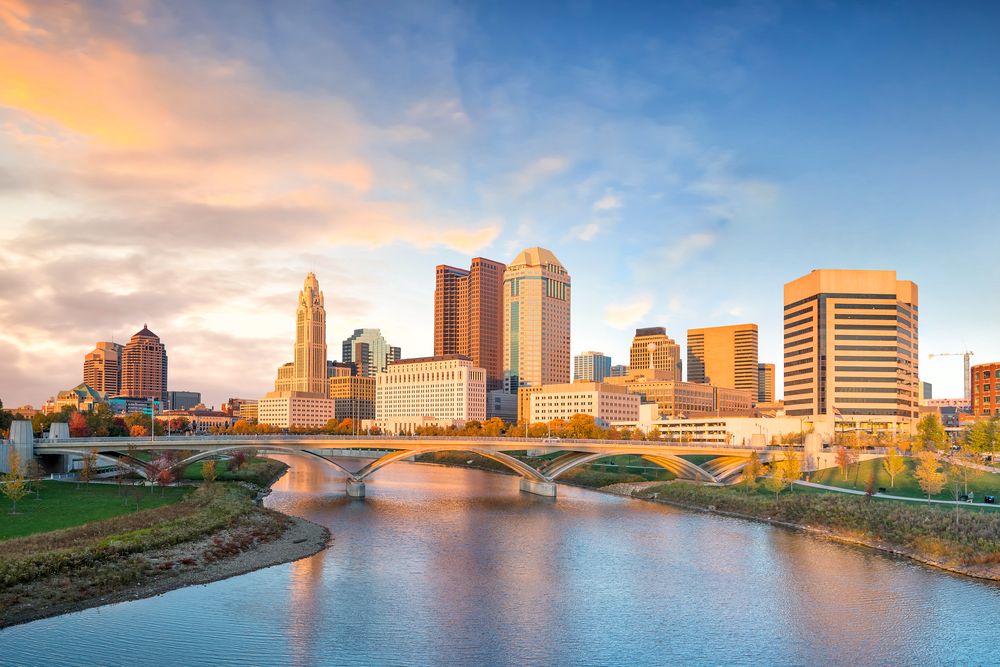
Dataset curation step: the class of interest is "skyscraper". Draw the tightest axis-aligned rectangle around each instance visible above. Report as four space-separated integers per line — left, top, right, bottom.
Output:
274 273 328 395
758 363 775 403
783 269 919 431
434 257 505 391
342 328 401 377
574 351 612 382
628 328 681 380
687 324 760 401
120 325 168 401
503 247 571 394
84 341 123 396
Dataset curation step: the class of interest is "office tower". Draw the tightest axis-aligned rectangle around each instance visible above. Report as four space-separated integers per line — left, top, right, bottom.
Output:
434 258 506 391
375 355 487 432
610 365 630 377
120 325 168 401
920 381 932 403
342 329 401 377
758 363 775 403
628 328 681 380
783 269 918 429
274 273 328 395
687 324 760 401
167 391 201 411
573 351 612 382
83 341 123 396
502 247 571 394
329 375 376 421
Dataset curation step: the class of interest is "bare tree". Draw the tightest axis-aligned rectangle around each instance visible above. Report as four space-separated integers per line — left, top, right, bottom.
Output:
79 448 98 492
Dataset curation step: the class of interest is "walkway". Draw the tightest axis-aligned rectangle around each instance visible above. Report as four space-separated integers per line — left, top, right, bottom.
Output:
795 480 999 508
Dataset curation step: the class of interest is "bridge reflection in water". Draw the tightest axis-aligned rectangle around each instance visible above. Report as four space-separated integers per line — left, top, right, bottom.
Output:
26 433 815 497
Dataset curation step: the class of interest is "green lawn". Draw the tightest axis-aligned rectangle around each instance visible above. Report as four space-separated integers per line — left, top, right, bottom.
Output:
0 481 193 541
806 456 1000 502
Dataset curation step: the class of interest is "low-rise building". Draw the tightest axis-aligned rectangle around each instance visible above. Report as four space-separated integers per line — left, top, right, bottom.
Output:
47 383 107 413
258 392 335 429
971 362 1000 418
375 354 486 433
602 368 753 418
529 382 640 425
329 375 376 422
487 390 517 423
158 409 235 433
238 402 259 422
609 414 827 445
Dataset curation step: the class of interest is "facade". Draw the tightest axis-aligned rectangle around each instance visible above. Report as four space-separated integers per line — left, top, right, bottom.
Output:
83 342 123 396
926 398 970 412
120 325 168 401
629 328 682 380
783 270 919 432
53 383 107 413
517 385 543 424
375 355 487 431
609 415 825 445
573 351 612 382
258 393 336 429
222 397 256 417
343 328 401 378
971 362 1000 417
487 390 518 423
603 368 753 418
919 381 933 405
610 365 630 377
434 258 506 391
758 363 775 404
529 382 640 425
158 409 234 433
328 361 355 378
167 391 201 411
687 324 759 402
238 402 259 422
329 375 376 421
274 273 328 394
107 396 163 415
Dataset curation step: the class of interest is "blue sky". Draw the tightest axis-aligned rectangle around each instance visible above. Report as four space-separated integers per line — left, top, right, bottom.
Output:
0 0 998 409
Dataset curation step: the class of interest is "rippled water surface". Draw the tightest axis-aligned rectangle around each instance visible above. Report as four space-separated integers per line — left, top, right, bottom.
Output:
4 457 1000 666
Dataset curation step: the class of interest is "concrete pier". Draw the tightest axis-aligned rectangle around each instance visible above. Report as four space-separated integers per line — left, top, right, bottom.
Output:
346 480 366 498
519 478 557 497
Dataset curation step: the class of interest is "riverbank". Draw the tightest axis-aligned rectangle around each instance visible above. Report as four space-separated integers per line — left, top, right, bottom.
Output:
0 482 330 629
636 482 1000 581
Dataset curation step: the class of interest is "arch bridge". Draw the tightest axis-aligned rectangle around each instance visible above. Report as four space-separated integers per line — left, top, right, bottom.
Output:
23 433 804 497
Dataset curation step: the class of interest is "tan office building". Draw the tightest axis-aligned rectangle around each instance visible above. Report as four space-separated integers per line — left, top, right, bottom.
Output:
274 273 328 395
84 342 123 397
120 325 168 401
529 382 640 425
375 354 487 432
329 375 376 421
503 247 571 393
758 363 775 403
687 324 759 401
435 257 506 392
259 393 335 429
629 327 681 380
783 269 919 431
604 368 752 418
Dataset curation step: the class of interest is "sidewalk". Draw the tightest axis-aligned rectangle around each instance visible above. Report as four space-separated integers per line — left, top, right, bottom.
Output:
795 480 996 508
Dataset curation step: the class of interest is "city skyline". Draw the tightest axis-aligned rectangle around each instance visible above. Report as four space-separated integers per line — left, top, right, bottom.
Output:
2 1 1000 410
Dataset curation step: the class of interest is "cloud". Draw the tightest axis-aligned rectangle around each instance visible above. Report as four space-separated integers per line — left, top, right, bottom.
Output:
604 298 653 330
506 156 571 193
662 232 716 267
593 192 623 210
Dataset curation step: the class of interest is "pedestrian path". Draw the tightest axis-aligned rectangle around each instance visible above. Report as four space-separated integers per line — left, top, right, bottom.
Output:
795 480 996 508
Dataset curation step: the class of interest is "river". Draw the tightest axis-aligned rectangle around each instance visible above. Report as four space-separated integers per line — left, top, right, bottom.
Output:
3 456 1000 666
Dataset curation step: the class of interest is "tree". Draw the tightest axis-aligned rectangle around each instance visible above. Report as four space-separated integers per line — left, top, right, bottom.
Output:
202 459 217 485
741 451 764 492
155 464 174 497
764 464 787 498
864 472 877 498
114 456 129 497
482 417 504 437
915 414 947 453
227 450 248 472
780 446 802 491
68 411 92 438
835 446 855 480
949 458 982 496
882 449 906 488
912 452 946 502
79 448 98 492
1 446 28 513
26 459 45 499
965 418 994 459
130 424 148 437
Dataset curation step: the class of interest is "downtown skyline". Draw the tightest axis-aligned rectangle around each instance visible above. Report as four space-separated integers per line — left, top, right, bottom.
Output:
2 1 1000 409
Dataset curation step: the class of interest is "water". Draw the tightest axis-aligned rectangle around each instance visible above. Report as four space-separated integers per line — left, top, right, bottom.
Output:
3 457 1000 666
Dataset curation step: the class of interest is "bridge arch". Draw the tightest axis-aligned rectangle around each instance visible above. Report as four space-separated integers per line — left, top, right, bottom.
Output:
540 450 720 483
353 447 550 482
175 446 359 479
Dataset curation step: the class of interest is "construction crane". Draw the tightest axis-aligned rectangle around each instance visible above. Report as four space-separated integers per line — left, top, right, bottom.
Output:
927 351 974 400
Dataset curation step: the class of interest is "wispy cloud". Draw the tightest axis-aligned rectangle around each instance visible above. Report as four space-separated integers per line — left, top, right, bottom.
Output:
604 298 653 330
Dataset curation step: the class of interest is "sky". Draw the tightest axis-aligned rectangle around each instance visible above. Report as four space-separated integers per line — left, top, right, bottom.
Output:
1 0 999 411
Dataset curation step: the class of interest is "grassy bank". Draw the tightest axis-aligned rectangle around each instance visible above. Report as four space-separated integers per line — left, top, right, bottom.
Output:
0 481 192 541
809 457 1000 502
644 482 1000 575
0 483 290 627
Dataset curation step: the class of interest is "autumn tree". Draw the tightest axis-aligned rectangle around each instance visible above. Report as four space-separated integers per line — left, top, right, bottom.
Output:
915 413 947 453
965 418 995 461
482 417 505 437
202 459 217 485
780 446 802 491
68 411 92 438
130 425 148 437
26 458 45 499
228 450 248 472
949 459 982 496
155 464 174 497
881 449 906 488
2 446 28 513
79 448 99 492
912 451 946 502
741 451 764 492
835 446 855 480
764 463 788 498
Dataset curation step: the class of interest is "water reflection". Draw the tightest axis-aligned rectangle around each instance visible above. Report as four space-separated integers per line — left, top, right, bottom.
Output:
4 456 1000 666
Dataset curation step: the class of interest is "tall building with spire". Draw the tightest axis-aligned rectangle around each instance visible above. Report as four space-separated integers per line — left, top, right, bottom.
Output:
434 257 505 391
274 273 328 395
84 341 124 396
120 326 168 401
503 247 571 395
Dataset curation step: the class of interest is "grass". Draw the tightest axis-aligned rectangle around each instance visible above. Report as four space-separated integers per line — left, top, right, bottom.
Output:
0 481 192 542
807 457 1000 502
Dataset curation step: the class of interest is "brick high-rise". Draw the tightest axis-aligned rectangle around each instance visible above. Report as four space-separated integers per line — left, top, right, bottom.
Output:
120 325 168 401
434 257 505 391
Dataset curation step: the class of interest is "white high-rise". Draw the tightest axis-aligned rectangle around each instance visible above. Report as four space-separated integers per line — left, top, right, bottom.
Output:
502 247 571 394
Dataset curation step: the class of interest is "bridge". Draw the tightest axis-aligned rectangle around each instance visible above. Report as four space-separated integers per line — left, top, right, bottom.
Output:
5 421 830 498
